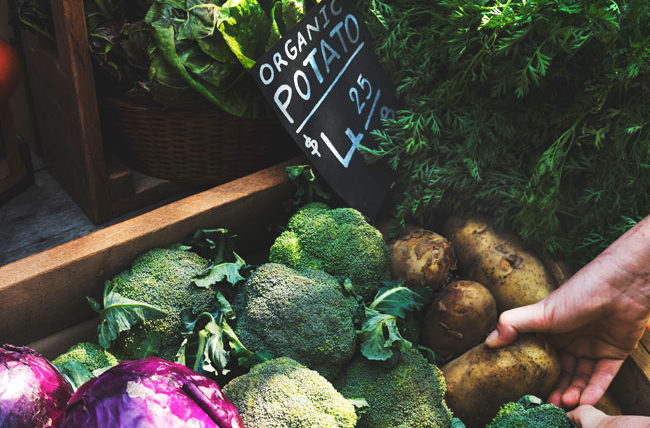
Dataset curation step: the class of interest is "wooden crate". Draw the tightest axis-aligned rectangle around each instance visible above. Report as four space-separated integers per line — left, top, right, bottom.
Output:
0 160 648 417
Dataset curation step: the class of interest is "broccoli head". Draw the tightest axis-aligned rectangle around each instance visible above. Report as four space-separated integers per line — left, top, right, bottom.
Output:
487 395 573 428
336 347 453 428
108 248 216 360
269 202 390 301
53 342 119 390
223 357 358 428
233 263 358 379
53 342 119 371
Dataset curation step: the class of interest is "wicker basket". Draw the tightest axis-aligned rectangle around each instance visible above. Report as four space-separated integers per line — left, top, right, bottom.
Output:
100 96 296 186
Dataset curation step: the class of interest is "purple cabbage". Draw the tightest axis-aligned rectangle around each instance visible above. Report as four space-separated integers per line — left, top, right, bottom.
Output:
61 358 243 428
0 345 72 428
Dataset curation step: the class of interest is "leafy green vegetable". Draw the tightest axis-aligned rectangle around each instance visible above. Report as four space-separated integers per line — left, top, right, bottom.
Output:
217 0 271 69
358 308 410 361
145 1 262 118
284 165 330 210
360 0 650 268
88 281 167 349
357 282 427 361
177 228 249 288
175 292 269 376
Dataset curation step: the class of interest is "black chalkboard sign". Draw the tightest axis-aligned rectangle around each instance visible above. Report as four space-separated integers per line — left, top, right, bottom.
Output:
252 0 396 219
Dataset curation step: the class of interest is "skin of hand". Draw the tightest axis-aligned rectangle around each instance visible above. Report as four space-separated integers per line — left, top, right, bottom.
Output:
568 405 650 428
484 216 650 409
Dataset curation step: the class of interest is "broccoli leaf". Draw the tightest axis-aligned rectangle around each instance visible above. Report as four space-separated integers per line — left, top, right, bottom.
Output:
284 165 330 210
193 252 247 288
176 292 268 376
55 360 96 391
90 281 167 349
358 307 411 361
368 281 428 319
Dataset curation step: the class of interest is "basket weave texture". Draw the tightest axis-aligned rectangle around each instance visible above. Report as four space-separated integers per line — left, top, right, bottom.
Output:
101 96 294 186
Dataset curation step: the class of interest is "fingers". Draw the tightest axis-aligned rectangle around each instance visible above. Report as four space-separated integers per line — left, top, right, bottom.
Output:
579 359 623 406
548 352 575 406
561 358 595 408
568 405 608 428
485 302 548 348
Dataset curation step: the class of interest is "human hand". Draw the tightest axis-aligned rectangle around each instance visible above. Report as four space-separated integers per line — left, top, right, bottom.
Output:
484 216 650 408
568 405 650 428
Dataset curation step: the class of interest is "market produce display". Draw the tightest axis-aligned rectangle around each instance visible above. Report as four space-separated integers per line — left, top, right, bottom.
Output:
0 194 587 427
359 0 649 269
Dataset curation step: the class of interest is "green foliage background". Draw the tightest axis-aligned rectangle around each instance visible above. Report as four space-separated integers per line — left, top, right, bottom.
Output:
358 0 649 268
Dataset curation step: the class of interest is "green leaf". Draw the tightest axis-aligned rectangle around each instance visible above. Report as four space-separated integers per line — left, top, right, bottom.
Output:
451 417 467 428
193 252 246 288
368 282 427 319
217 0 271 69
176 292 267 376
54 360 96 391
348 398 370 416
284 165 330 210
93 281 167 349
518 395 544 409
358 308 411 361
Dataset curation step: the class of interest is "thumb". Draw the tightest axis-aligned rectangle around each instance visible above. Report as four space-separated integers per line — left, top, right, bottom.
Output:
568 405 608 428
485 302 549 348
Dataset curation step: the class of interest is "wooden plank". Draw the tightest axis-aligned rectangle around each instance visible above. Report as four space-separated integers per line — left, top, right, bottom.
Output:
19 0 110 224
611 329 650 416
49 0 110 222
0 160 295 346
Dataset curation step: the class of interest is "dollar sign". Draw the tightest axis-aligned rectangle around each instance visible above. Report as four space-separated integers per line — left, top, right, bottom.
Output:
303 134 322 158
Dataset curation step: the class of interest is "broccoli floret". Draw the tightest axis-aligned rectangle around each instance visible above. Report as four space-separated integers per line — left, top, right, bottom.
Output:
269 202 390 301
53 342 120 390
233 263 358 379
108 248 216 360
487 396 573 428
223 357 358 428
336 347 453 428
53 342 119 372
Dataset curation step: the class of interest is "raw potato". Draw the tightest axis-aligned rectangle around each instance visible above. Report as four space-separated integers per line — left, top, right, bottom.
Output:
421 280 497 357
390 228 456 291
442 335 560 428
443 216 556 311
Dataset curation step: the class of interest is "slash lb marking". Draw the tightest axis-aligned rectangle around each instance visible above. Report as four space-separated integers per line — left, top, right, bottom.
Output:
303 134 322 157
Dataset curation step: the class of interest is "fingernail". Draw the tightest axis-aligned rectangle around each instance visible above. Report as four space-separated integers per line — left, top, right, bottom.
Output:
485 329 499 345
